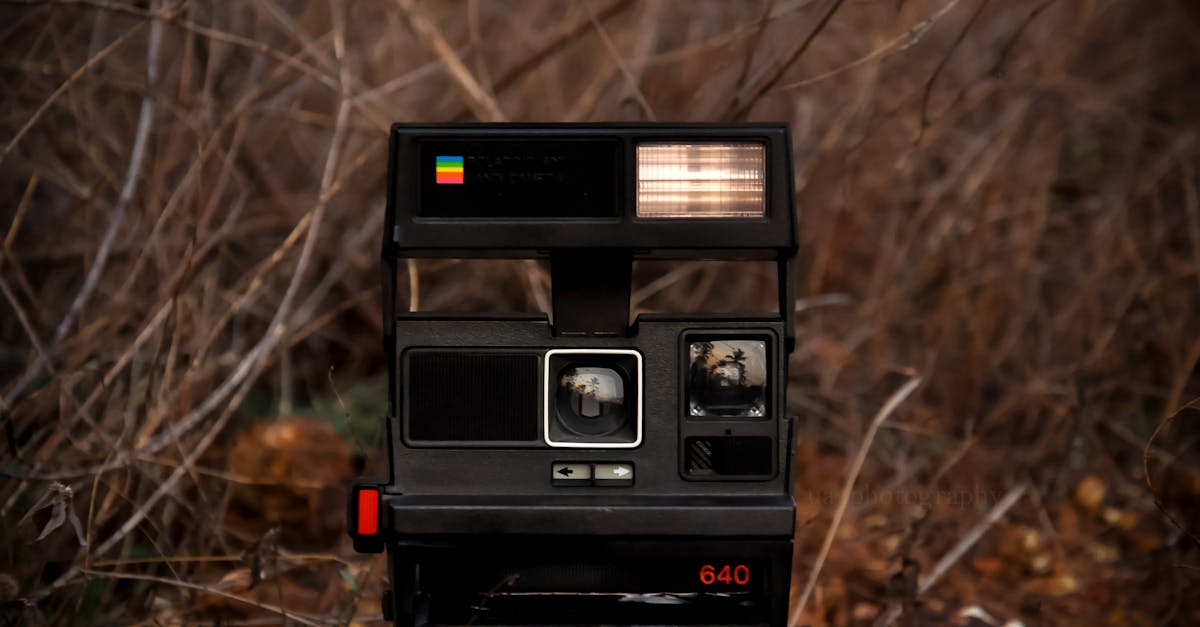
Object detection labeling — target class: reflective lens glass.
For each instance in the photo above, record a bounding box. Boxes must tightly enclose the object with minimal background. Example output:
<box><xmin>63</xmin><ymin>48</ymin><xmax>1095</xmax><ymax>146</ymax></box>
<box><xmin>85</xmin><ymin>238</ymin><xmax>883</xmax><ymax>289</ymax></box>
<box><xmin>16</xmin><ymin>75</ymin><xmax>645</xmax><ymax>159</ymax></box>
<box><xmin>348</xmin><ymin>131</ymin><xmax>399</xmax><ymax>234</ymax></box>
<box><xmin>687</xmin><ymin>340</ymin><xmax>767</xmax><ymax>418</ymax></box>
<box><xmin>557</xmin><ymin>366</ymin><xmax>628</xmax><ymax>436</ymax></box>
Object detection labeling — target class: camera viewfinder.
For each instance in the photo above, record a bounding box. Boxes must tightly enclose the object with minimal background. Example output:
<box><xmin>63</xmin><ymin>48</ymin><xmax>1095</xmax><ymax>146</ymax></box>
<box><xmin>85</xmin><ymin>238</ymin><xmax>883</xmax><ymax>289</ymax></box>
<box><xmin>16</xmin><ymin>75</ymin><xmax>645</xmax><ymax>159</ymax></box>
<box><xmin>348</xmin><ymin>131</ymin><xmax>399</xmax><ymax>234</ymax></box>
<box><xmin>687</xmin><ymin>339</ymin><xmax>768</xmax><ymax>419</ymax></box>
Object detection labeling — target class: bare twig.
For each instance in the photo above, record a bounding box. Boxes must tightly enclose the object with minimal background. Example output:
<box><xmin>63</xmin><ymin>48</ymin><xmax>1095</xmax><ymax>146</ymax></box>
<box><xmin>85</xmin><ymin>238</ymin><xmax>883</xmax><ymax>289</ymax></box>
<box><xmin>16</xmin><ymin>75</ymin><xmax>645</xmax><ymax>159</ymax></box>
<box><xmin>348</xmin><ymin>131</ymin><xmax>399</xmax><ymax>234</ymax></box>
<box><xmin>0</xmin><ymin>276</ymin><xmax>53</xmax><ymax>383</ymax></box>
<box><xmin>778</xmin><ymin>0</ymin><xmax>966</xmax><ymax>90</ymax></box>
<box><xmin>631</xmin><ymin>262</ymin><xmax>705</xmax><ymax>309</ymax></box>
<box><xmin>490</xmin><ymin>0</ymin><xmax>632</xmax><ymax>95</ymax></box>
<box><xmin>794</xmin><ymin>292</ymin><xmax>853</xmax><ymax>313</ymax></box>
<box><xmin>581</xmin><ymin>0</ymin><xmax>657</xmax><ymax>121</ymax></box>
<box><xmin>78</xmin><ymin>568</ymin><xmax>326</xmax><ymax>626</ymax></box>
<box><xmin>39</xmin><ymin>369</ymin><xmax>255</xmax><ymax>599</ymax></box>
<box><xmin>724</xmin><ymin>0</ymin><xmax>847</xmax><ymax>120</ymax></box>
<box><xmin>872</xmin><ymin>483</ymin><xmax>1029</xmax><ymax>627</ymax></box>
<box><xmin>917</xmin><ymin>0</ymin><xmax>989</xmax><ymax>139</ymax></box>
<box><xmin>252</xmin><ymin>0</ymin><xmax>390</xmax><ymax>130</ymax></box>
<box><xmin>0</xmin><ymin>174</ymin><xmax>37</xmax><ymax>274</ymax></box>
<box><xmin>790</xmin><ymin>375</ymin><xmax>923</xmax><ymax>627</ymax></box>
<box><xmin>3</xmin><ymin>0</ymin><xmax>390</xmax><ymax>131</ymax></box>
<box><xmin>1143</xmin><ymin>397</ymin><xmax>1200</xmax><ymax>550</ymax></box>
<box><xmin>10</xmin><ymin>4</ymin><xmax>364</xmax><ymax>485</ymax></box>
<box><xmin>0</xmin><ymin>22</ymin><xmax>144</xmax><ymax>164</ymax></box>
<box><xmin>137</xmin><ymin>1</ymin><xmax>354</xmax><ymax>457</ymax></box>
<box><xmin>920</xmin><ymin>484</ymin><xmax>1028</xmax><ymax>594</ymax></box>
<box><xmin>731</xmin><ymin>0</ymin><xmax>777</xmax><ymax>92</ymax></box>
<box><xmin>987</xmin><ymin>0</ymin><xmax>1058</xmax><ymax>77</ymax></box>
<box><xmin>2</xmin><ymin>14</ymin><xmax>162</xmax><ymax>410</ymax></box>
<box><xmin>1182</xmin><ymin>159</ymin><xmax>1200</xmax><ymax>294</ymax></box>
<box><xmin>407</xmin><ymin>258</ymin><xmax>420</xmax><ymax>312</ymax></box>
<box><xmin>398</xmin><ymin>0</ymin><xmax>506</xmax><ymax>122</ymax></box>
<box><xmin>466</xmin><ymin>0</ymin><xmax>494</xmax><ymax>92</ymax></box>
<box><xmin>638</xmin><ymin>0</ymin><xmax>814</xmax><ymax>68</ymax></box>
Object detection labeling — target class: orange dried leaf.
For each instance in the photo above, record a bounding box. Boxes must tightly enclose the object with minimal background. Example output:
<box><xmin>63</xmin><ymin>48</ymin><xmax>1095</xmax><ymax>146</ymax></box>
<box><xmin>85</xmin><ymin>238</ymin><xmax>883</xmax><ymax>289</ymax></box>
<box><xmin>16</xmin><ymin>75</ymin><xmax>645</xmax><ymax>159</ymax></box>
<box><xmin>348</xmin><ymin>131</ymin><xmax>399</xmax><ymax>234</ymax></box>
<box><xmin>1074</xmin><ymin>475</ymin><xmax>1106</xmax><ymax>511</ymax></box>
<box><xmin>1024</xmin><ymin>573</ymin><xmax>1080</xmax><ymax>597</ymax></box>
<box><xmin>971</xmin><ymin>556</ymin><xmax>1004</xmax><ymax>575</ymax></box>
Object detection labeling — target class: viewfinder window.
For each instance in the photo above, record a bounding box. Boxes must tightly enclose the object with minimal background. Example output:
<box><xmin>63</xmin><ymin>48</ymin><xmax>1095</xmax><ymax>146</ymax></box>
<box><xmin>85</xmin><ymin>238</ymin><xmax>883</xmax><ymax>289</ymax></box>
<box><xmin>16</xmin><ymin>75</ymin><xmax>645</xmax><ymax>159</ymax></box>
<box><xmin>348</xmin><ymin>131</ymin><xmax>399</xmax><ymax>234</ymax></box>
<box><xmin>687</xmin><ymin>339</ymin><xmax>767</xmax><ymax>418</ymax></box>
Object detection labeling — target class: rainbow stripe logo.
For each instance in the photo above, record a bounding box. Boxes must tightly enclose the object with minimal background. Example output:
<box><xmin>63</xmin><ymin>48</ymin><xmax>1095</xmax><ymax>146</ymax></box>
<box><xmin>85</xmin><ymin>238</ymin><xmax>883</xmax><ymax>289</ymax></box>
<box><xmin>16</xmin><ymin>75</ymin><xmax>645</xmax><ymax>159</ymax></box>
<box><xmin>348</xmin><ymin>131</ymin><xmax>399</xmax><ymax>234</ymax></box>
<box><xmin>435</xmin><ymin>155</ymin><xmax>464</xmax><ymax>184</ymax></box>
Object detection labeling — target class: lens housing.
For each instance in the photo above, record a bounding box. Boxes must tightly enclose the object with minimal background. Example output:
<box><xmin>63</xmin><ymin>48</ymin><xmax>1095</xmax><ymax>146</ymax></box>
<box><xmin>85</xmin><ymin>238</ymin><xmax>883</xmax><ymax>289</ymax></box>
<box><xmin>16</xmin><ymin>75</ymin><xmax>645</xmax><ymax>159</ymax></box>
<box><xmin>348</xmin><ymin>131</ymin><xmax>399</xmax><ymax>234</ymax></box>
<box><xmin>544</xmin><ymin>349</ymin><xmax>642</xmax><ymax>448</ymax></box>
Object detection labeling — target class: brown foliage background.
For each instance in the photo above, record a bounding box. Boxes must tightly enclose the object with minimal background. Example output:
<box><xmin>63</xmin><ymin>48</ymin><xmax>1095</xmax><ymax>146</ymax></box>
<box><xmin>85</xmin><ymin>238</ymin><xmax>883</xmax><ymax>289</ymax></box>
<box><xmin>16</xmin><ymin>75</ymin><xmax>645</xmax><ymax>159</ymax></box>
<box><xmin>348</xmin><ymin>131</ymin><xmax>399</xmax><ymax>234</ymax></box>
<box><xmin>1</xmin><ymin>0</ymin><xmax>1198</xmax><ymax>625</ymax></box>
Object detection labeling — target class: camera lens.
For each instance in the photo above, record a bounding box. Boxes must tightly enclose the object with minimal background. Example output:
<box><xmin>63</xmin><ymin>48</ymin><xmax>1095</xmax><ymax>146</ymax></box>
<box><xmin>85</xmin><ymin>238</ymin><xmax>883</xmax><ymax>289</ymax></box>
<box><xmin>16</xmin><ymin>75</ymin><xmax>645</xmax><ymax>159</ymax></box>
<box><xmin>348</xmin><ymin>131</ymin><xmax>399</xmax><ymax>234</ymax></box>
<box><xmin>545</xmin><ymin>349</ymin><xmax>641</xmax><ymax>447</ymax></box>
<box><xmin>688</xmin><ymin>339</ymin><xmax>767</xmax><ymax>418</ymax></box>
<box><xmin>555</xmin><ymin>366</ymin><xmax>628</xmax><ymax>436</ymax></box>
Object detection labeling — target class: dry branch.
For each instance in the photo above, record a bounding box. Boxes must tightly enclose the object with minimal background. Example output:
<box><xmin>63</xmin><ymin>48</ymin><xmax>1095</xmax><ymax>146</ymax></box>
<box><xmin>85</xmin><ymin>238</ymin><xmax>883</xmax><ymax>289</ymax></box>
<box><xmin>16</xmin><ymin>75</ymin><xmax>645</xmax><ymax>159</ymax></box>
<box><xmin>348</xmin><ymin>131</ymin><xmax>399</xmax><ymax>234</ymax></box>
<box><xmin>398</xmin><ymin>0</ymin><xmax>507</xmax><ymax>122</ymax></box>
<box><xmin>790</xmin><ymin>375</ymin><xmax>923</xmax><ymax>627</ymax></box>
<box><xmin>872</xmin><ymin>483</ymin><xmax>1029</xmax><ymax>627</ymax></box>
<box><xmin>2</xmin><ymin>17</ymin><xmax>160</xmax><ymax>409</ymax></box>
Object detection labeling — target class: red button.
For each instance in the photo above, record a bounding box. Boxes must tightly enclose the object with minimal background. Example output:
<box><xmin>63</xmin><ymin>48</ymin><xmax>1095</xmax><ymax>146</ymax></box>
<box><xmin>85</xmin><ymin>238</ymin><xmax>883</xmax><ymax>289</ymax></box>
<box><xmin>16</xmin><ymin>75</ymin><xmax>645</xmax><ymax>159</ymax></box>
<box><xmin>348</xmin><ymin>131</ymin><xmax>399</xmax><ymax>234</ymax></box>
<box><xmin>356</xmin><ymin>488</ymin><xmax>379</xmax><ymax>536</ymax></box>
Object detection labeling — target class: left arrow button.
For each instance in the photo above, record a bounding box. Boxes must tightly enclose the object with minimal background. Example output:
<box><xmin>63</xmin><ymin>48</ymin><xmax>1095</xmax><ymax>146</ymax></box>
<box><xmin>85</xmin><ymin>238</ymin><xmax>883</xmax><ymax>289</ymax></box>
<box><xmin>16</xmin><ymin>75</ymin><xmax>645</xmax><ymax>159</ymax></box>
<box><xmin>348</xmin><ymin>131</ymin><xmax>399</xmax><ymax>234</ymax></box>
<box><xmin>551</xmin><ymin>463</ymin><xmax>592</xmax><ymax>486</ymax></box>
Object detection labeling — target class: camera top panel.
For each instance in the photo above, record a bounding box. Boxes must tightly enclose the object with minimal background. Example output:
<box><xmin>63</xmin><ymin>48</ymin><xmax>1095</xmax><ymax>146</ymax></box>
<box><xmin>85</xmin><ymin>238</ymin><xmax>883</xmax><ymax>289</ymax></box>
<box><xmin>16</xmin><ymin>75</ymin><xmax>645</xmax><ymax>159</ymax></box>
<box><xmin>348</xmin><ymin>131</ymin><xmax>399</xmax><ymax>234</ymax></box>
<box><xmin>387</xmin><ymin>123</ymin><xmax>797</xmax><ymax>259</ymax></box>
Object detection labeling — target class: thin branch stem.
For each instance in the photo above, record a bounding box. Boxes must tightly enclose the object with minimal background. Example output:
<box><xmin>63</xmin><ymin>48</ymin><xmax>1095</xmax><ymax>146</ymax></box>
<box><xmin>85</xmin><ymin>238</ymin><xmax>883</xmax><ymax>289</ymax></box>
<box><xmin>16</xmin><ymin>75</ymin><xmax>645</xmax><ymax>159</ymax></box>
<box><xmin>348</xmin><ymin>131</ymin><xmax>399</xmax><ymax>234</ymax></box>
<box><xmin>790</xmin><ymin>375</ymin><xmax>923</xmax><ymax>627</ymax></box>
<box><xmin>872</xmin><ymin>483</ymin><xmax>1029</xmax><ymax>627</ymax></box>
<box><xmin>2</xmin><ymin>14</ymin><xmax>162</xmax><ymax>410</ymax></box>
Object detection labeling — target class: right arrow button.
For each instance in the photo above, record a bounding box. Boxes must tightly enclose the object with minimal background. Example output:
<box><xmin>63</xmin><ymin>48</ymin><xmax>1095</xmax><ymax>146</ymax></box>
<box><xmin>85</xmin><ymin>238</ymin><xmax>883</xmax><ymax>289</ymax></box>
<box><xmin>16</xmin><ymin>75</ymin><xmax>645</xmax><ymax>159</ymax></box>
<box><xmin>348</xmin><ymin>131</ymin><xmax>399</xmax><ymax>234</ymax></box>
<box><xmin>593</xmin><ymin>463</ymin><xmax>635</xmax><ymax>486</ymax></box>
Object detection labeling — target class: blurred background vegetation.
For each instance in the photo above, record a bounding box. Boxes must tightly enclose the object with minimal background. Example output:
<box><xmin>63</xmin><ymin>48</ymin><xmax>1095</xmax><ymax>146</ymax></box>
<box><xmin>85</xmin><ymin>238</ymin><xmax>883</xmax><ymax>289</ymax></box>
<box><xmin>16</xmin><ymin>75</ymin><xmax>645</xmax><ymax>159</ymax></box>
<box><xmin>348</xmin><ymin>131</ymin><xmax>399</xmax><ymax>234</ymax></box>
<box><xmin>1</xmin><ymin>0</ymin><xmax>1198</xmax><ymax>625</ymax></box>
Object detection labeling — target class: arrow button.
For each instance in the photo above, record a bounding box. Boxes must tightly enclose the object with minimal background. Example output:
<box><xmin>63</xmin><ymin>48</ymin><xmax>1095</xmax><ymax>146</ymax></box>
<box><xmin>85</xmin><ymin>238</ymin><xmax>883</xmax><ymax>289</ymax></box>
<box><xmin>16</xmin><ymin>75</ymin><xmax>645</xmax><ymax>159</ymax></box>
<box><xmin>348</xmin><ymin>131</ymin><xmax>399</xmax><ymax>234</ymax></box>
<box><xmin>551</xmin><ymin>463</ymin><xmax>591</xmax><ymax>486</ymax></box>
<box><xmin>594</xmin><ymin>463</ymin><xmax>634</xmax><ymax>486</ymax></box>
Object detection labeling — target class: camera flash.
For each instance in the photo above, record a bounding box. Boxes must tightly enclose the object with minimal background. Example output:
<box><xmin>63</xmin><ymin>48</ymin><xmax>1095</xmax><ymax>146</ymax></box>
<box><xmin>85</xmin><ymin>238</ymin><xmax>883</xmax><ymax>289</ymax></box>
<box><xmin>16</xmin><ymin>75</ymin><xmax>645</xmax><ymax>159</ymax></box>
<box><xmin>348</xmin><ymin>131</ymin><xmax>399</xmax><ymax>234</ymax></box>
<box><xmin>636</xmin><ymin>143</ymin><xmax>766</xmax><ymax>219</ymax></box>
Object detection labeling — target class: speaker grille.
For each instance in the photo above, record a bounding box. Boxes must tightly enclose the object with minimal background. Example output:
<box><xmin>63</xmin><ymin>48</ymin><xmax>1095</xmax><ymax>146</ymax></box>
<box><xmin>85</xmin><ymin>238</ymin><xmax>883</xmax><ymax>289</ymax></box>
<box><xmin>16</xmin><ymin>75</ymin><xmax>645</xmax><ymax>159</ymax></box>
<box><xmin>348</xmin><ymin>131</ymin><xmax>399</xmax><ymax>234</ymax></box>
<box><xmin>407</xmin><ymin>351</ymin><xmax>539</xmax><ymax>442</ymax></box>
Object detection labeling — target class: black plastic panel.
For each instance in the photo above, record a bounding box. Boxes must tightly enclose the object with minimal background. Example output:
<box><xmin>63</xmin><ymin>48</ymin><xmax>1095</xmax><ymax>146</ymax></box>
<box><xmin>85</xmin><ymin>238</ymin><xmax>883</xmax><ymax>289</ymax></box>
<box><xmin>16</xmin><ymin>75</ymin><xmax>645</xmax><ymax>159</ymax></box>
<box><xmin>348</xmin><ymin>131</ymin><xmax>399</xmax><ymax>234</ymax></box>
<box><xmin>391</xmin><ymin>317</ymin><xmax>788</xmax><ymax>499</ymax></box>
<box><xmin>388</xmin><ymin>123</ymin><xmax>798</xmax><ymax>255</ymax></box>
<box><xmin>389</xmin><ymin>536</ymin><xmax>792</xmax><ymax>627</ymax></box>
<box><xmin>384</xmin><ymin>494</ymin><xmax>795</xmax><ymax>536</ymax></box>
<box><xmin>685</xmin><ymin>436</ymin><xmax>774</xmax><ymax>477</ymax></box>
<box><xmin>417</xmin><ymin>139</ymin><xmax>619</xmax><ymax>219</ymax></box>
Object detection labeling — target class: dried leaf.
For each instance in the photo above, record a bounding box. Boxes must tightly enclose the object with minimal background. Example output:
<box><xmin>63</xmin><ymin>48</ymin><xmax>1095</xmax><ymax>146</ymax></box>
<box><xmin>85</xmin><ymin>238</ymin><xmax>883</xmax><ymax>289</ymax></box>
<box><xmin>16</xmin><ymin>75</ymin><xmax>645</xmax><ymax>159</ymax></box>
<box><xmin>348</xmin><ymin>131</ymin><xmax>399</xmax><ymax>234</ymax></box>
<box><xmin>225</xmin><ymin>419</ymin><xmax>352</xmax><ymax>548</ymax></box>
<box><xmin>1085</xmin><ymin>543</ymin><xmax>1119</xmax><ymax>564</ymax></box>
<box><xmin>241</xmin><ymin>527</ymin><xmax>281</xmax><ymax>591</ymax></box>
<box><xmin>1023</xmin><ymin>573</ymin><xmax>1079</xmax><ymax>597</ymax></box>
<box><xmin>67</xmin><ymin>501</ymin><xmax>87</xmax><ymax>547</ymax></box>
<box><xmin>1101</xmin><ymin>507</ymin><xmax>1139</xmax><ymax>531</ymax></box>
<box><xmin>957</xmin><ymin>605</ymin><xmax>999</xmax><ymax>626</ymax></box>
<box><xmin>851</xmin><ymin>601</ymin><xmax>879</xmax><ymax>621</ymax></box>
<box><xmin>33</xmin><ymin>497</ymin><xmax>67</xmax><ymax>543</ymax></box>
<box><xmin>29</xmin><ymin>483</ymin><xmax>78</xmax><ymax>544</ymax></box>
<box><xmin>1074</xmin><ymin>475</ymin><xmax>1107</xmax><ymax>510</ymax></box>
<box><xmin>971</xmin><ymin>557</ymin><xmax>1004</xmax><ymax>575</ymax></box>
<box><xmin>18</xmin><ymin>482</ymin><xmax>58</xmax><ymax>525</ymax></box>
<box><xmin>0</xmin><ymin>573</ymin><xmax>18</xmax><ymax>600</ymax></box>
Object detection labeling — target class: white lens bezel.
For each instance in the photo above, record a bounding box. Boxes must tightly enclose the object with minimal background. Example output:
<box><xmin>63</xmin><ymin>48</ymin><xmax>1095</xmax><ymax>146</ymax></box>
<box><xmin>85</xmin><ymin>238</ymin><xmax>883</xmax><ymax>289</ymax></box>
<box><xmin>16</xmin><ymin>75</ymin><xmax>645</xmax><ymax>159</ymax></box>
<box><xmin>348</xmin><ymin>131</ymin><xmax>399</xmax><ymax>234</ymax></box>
<box><xmin>543</xmin><ymin>349</ymin><xmax>643</xmax><ymax>449</ymax></box>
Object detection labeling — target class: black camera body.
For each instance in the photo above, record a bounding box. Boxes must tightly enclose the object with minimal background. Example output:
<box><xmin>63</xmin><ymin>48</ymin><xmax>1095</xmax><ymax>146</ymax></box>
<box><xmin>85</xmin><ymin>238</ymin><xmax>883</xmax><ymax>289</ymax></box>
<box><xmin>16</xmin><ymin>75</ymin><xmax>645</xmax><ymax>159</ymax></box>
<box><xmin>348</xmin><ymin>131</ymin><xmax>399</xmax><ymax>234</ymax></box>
<box><xmin>350</xmin><ymin>124</ymin><xmax>799</xmax><ymax>626</ymax></box>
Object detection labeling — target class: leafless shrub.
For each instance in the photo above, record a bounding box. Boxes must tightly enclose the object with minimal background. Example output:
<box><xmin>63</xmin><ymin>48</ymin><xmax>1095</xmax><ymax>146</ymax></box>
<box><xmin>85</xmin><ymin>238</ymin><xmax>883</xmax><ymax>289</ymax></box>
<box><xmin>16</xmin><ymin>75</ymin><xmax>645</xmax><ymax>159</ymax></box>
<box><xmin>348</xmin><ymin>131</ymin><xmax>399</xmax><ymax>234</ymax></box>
<box><xmin>1</xmin><ymin>0</ymin><xmax>1197</xmax><ymax>624</ymax></box>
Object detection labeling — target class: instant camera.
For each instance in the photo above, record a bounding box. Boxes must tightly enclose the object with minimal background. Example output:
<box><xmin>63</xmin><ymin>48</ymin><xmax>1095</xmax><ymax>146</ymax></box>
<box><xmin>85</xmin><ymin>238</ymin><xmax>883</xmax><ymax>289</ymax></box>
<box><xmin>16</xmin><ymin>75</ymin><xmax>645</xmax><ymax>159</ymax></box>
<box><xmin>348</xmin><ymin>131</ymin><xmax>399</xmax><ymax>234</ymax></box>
<box><xmin>348</xmin><ymin>123</ymin><xmax>799</xmax><ymax>626</ymax></box>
